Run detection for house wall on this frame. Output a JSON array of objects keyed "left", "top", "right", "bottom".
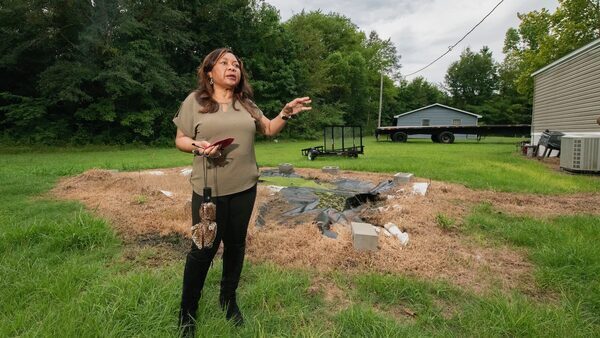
[{"left": 532, "top": 41, "right": 600, "bottom": 135}]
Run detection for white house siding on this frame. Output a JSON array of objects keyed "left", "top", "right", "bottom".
[{"left": 532, "top": 39, "right": 600, "bottom": 146}]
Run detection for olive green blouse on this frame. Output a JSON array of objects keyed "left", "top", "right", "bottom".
[{"left": 173, "top": 92, "right": 262, "bottom": 197}]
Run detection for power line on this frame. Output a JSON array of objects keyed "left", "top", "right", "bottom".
[{"left": 403, "top": 0, "right": 505, "bottom": 78}]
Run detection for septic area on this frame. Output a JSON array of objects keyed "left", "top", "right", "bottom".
[{"left": 52, "top": 167, "right": 600, "bottom": 293}]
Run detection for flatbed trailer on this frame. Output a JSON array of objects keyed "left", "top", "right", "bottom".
[
  {"left": 375, "top": 124, "right": 531, "bottom": 143},
  {"left": 301, "top": 126, "right": 364, "bottom": 160}
]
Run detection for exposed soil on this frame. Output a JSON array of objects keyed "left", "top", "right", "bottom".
[{"left": 51, "top": 167, "right": 600, "bottom": 294}]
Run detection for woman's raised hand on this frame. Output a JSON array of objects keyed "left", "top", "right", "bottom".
[{"left": 282, "top": 97, "right": 312, "bottom": 118}]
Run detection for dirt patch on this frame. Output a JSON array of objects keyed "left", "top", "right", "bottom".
[{"left": 51, "top": 167, "right": 600, "bottom": 294}]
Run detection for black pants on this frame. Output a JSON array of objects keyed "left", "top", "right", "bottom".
[{"left": 180, "top": 184, "right": 257, "bottom": 321}]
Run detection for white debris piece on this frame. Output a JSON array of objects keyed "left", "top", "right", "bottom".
[
  {"left": 384, "top": 222, "right": 402, "bottom": 237},
  {"left": 159, "top": 190, "right": 174, "bottom": 198},
  {"left": 266, "top": 185, "right": 285, "bottom": 193},
  {"left": 180, "top": 168, "right": 192, "bottom": 176},
  {"left": 147, "top": 170, "right": 165, "bottom": 176},
  {"left": 383, "top": 229, "right": 392, "bottom": 237},
  {"left": 383, "top": 222, "right": 409, "bottom": 246},
  {"left": 412, "top": 182, "right": 429, "bottom": 196},
  {"left": 398, "top": 231, "right": 409, "bottom": 246},
  {"left": 393, "top": 172, "right": 413, "bottom": 184}
]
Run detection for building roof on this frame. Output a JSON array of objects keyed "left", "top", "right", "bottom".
[
  {"left": 393, "top": 103, "right": 482, "bottom": 119},
  {"left": 531, "top": 38, "right": 600, "bottom": 77}
]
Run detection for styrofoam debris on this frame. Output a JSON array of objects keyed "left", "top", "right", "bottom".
[
  {"left": 147, "top": 170, "right": 165, "bottom": 176},
  {"left": 398, "top": 231, "right": 409, "bottom": 246},
  {"left": 384, "top": 222, "right": 402, "bottom": 237},
  {"left": 180, "top": 168, "right": 192, "bottom": 176},
  {"left": 266, "top": 185, "right": 285, "bottom": 193},
  {"left": 384, "top": 222, "right": 409, "bottom": 245},
  {"left": 412, "top": 182, "right": 429, "bottom": 196},
  {"left": 159, "top": 190, "right": 174, "bottom": 197},
  {"left": 383, "top": 229, "right": 392, "bottom": 237}
]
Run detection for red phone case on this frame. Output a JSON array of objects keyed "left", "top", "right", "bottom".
[{"left": 209, "top": 137, "right": 234, "bottom": 149}]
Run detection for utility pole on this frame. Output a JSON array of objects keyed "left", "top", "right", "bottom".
[{"left": 377, "top": 70, "right": 383, "bottom": 128}]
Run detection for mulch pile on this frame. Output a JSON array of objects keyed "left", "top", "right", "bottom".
[{"left": 51, "top": 167, "right": 600, "bottom": 293}]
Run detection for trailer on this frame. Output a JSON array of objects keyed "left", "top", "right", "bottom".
[
  {"left": 301, "top": 126, "right": 364, "bottom": 160},
  {"left": 375, "top": 124, "right": 531, "bottom": 143}
]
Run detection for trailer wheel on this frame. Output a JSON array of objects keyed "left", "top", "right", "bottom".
[
  {"left": 391, "top": 132, "right": 408, "bottom": 143},
  {"left": 431, "top": 134, "right": 440, "bottom": 143},
  {"left": 438, "top": 131, "right": 455, "bottom": 144}
]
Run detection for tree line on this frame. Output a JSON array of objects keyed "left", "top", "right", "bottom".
[{"left": 1, "top": 0, "right": 598, "bottom": 144}]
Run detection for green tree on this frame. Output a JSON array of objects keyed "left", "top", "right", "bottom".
[
  {"left": 444, "top": 46, "right": 498, "bottom": 108},
  {"left": 503, "top": 0, "right": 600, "bottom": 97},
  {"left": 284, "top": 11, "right": 400, "bottom": 136},
  {"left": 396, "top": 77, "right": 449, "bottom": 112}
]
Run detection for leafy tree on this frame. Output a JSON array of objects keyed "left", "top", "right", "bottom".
[
  {"left": 284, "top": 11, "right": 400, "bottom": 136},
  {"left": 444, "top": 46, "right": 498, "bottom": 108},
  {"left": 503, "top": 0, "right": 600, "bottom": 97},
  {"left": 396, "top": 77, "right": 449, "bottom": 112},
  {"left": 0, "top": 1, "right": 401, "bottom": 142}
]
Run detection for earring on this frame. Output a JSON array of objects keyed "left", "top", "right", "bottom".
[{"left": 209, "top": 77, "right": 214, "bottom": 85}]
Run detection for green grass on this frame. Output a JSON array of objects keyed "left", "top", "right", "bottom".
[
  {"left": 259, "top": 176, "right": 332, "bottom": 189},
  {"left": 1, "top": 139, "right": 599, "bottom": 336},
  {"left": 256, "top": 137, "right": 600, "bottom": 194}
]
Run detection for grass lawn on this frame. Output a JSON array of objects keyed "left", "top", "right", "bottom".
[{"left": 1, "top": 138, "right": 599, "bottom": 336}]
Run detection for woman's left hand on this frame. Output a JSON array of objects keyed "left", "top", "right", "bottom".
[{"left": 282, "top": 97, "right": 312, "bottom": 118}]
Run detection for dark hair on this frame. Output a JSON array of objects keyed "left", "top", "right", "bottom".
[{"left": 194, "top": 48, "right": 263, "bottom": 132}]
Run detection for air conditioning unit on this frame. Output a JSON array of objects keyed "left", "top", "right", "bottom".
[{"left": 560, "top": 136, "right": 600, "bottom": 173}]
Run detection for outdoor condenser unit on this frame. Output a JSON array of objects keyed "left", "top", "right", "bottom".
[{"left": 560, "top": 135, "right": 600, "bottom": 173}]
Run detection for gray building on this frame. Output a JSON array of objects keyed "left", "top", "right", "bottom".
[
  {"left": 531, "top": 38, "right": 600, "bottom": 148},
  {"left": 393, "top": 103, "right": 481, "bottom": 139}
]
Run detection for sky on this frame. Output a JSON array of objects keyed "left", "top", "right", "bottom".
[{"left": 267, "top": 0, "right": 559, "bottom": 85}]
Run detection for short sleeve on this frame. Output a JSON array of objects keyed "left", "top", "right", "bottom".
[{"left": 172, "top": 93, "right": 197, "bottom": 138}]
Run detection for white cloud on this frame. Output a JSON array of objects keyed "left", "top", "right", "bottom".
[{"left": 267, "top": 0, "right": 559, "bottom": 85}]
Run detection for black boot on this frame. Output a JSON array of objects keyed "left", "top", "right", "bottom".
[
  {"left": 220, "top": 242, "right": 246, "bottom": 326},
  {"left": 179, "top": 247, "right": 215, "bottom": 336},
  {"left": 219, "top": 293, "right": 244, "bottom": 326}
]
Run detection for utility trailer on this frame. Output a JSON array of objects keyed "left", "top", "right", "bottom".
[
  {"left": 375, "top": 124, "right": 531, "bottom": 143},
  {"left": 301, "top": 126, "right": 364, "bottom": 160}
]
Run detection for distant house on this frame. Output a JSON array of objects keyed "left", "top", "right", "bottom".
[
  {"left": 393, "top": 103, "right": 482, "bottom": 139},
  {"left": 531, "top": 38, "right": 600, "bottom": 152}
]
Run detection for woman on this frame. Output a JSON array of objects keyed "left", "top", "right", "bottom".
[{"left": 173, "top": 47, "right": 310, "bottom": 334}]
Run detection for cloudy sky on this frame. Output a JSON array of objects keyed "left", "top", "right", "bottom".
[{"left": 267, "top": 0, "right": 559, "bottom": 85}]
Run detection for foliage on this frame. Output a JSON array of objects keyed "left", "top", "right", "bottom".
[
  {"left": 0, "top": 2, "right": 401, "bottom": 143},
  {"left": 502, "top": 0, "right": 600, "bottom": 97},
  {"left": 392, "top": 76, "right": 449, "bottom": 123},
  {"left": 1, "top": 1, "right": 598, "bottom": 142},
  {"left": 445, "top": 47, "right": 498, "bottom": 107},
  {"left": 435, "top": 213, "right": 456, "bottom": 230}
]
